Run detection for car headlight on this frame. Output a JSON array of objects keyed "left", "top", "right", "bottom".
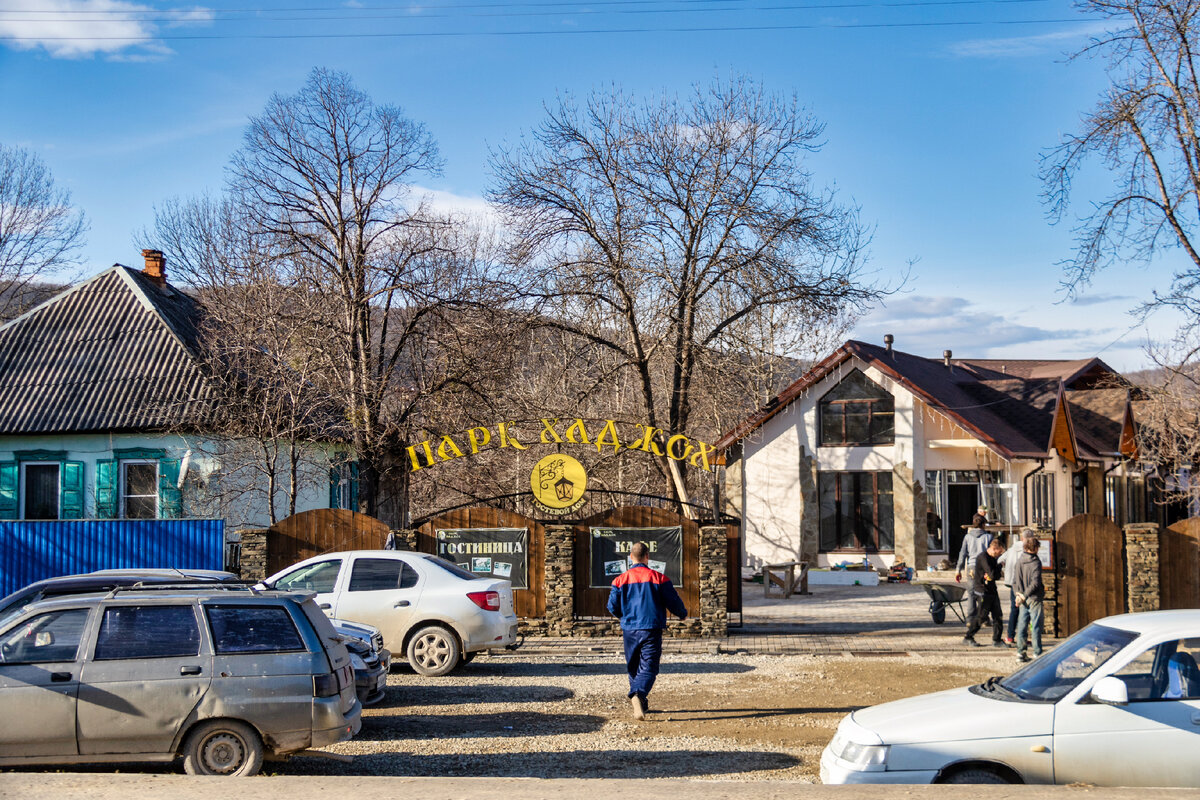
[{"left": 838, "top": 741, "right": 889, "bottom": 767}]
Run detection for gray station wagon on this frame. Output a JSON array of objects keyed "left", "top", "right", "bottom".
[{"left": 0, "top": 586, "right": 362, "bottom": 776}]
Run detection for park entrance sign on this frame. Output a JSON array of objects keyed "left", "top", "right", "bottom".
[{"left": 405, "top": 417, "right": 717, "bottom": 474}]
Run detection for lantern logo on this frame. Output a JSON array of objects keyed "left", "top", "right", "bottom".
[{"left": 531, "top": 454, "right": 588, "bottom": 512}]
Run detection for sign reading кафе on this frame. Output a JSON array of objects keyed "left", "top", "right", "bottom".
[
  {"left": 589, "top": 526, "right": 683, "bottom": 587},
  {"left": 436, "top": 528, "right": 529, "bottom": 589}
]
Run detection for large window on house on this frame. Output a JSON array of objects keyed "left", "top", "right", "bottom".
[
  {"left": 818, "top": 369, "right": 895, "bottom": 447},
  {"left": 1073, "top": 470, "right": 1089, "bottom": 516},
  {"left": 1106, "top": 472, "right": 1151, "bottom": 526},
  {"left": 121, "top": 460, "right": 158, "bottom": 519},
  {"left": 819, "top": 471, "right": 894, "bottom": 552},
  {"left": 1030, "top": 473, "right": 1055, "bottom": 529}
]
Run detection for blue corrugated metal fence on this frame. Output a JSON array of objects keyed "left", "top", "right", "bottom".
[{"left": 0, "top": 519, "right": 225, "bottom": 597}]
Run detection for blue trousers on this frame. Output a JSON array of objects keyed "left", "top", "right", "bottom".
[
  {"left": 1016, "top": 599, "right": 1044, "bottom": 657},
  {"left": 623, "top": 628, "right": 663, "bottom": 702}
]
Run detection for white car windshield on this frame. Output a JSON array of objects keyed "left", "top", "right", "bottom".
[{"left": 1001, "top": 623, "right": 1138, "bottom": 701}]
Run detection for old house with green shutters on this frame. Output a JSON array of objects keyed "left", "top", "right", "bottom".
[{"left": 0, "top": 251, "right": 352, "bottom": 528}]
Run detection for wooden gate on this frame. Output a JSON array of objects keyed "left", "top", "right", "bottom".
[
  {"left": 266, "top": 509, "right": 391, "bottom": 575},
  {"left": 416, "top": 508, "right": 545, "bottom": 619},
  {"left": 1161, "top": 517, "right": 1200, "bottom": 610},
  {"left": 1056, "top": 514, "right": 1126, "bottom": 637},
  {"left": 573, "top": 506, "right": 701, "bottom": 618}
]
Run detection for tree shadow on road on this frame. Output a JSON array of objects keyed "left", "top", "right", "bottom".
[{"left": 281, "top": 747, "right": 802, "bottom": 778}]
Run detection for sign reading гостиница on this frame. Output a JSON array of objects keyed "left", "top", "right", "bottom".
[
  {"left": 405, "top": 418, "right": 717, "bottom": 474},
  {"left": 436, "top": 528, "right": 529, "bottom": 589}
]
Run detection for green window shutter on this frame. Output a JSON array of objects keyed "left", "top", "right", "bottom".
[
  {"left": 61, "top": 461, "right": 84, "bottom": 519},
  {"left": 0, "top": 461, "right": 17, "bottom": 519},
  {"left": 330, "top": 467, "right": 341, "bottom": 509},
  {"left": 159, "top": 459, "right": 182, "bottom": 519},
  {"left": 349, "top": 462, "right": 359, "bottom": 512},
  {"left": 95, "top": 459, "right": 117, "bottom": 519}
]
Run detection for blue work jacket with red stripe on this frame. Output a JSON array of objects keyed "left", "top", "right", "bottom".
[{"left": 606, "top": 563, "right": 688, "bottom": 630}]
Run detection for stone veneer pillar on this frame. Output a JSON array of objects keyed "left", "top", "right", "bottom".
[
  {"left": 236, "top": 528, "right": 269, "bottom": 580},
  {"left": 892, "top": 462, "right": 927, "bottom": 570},
  {"left": 798, "top": 448, "right": 819, "bottom": 566},
  {"left": 1124, "top": 523, "right": 1162, "bottom": 614},
  {"left": 698, "top": 525, "right": 729, "bottom": 637},
  {"left": 543, "top": 524, "right": 575, "bottom": 636},
  {"left": 388, "top": 528, "right": 419, "bottom": 551}
]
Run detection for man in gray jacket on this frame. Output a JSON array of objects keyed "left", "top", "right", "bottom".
[
  {"left": 1010, "top": 530, "right": 1045, "bottom": 662},
  {"left": 954, "top": 513, "right": 993, "bottom": 623}
]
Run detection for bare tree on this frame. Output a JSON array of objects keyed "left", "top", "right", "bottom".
[
  {"left": 489, "top": 76, "right": 880, "bottom": 507},
  {"left": 146, "top": 195, "right": 347, "bottom": 525},
  {"left": 228, "top": 67, "right": 444, "bottom": 521},
  {"left": 0, "top": 143, "right": 86, "bottom": 319},
  {"left": 1042, "top": 1, "right": 1200, "bottom": 499}
]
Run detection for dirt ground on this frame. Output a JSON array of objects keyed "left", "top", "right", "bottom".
[{"left": 274, "top": 649, "right": 1019, "bottom": 782}]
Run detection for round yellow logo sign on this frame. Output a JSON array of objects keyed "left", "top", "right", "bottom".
[{"left": 530, "top": 454, "right": 588, "bottom": 510}]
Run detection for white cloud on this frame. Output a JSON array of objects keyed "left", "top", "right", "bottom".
[
  {"left": 851, "top": 294, "right": 1101, "bottom": 357},
  {"left": 415, "top": 186, "right": 495, "bottom": 222},
  {"left": 948, "top": 22, "right": 1111, "bottom": 59},
  {"left": 0, "top": 0, "right": 213, "bottom": 60}
]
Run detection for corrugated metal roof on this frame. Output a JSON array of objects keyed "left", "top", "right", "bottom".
[{"left": 0, "top": 266, "right": 216, "bottom": 434}]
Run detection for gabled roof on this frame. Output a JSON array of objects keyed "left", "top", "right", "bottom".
[
  {"left": 0, "top": 266, "right": 216, "bottom": 434},
  {"left": 717, "top": 339, "right": 1134, "bottom": 463}
]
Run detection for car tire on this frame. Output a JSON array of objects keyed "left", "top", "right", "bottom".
[
  {"left": 942, "top": 767, "right": 1011, "bottom": 784},
  {"left": 407, "top": 625, "right": 461, "bottom": 676},
  {"left": 181, "top": 719, "right": 264, "bottom": 777}
]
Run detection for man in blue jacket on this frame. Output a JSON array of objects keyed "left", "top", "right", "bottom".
[{"left": 607, "top": 541, "right": 688, "bottom": 720}]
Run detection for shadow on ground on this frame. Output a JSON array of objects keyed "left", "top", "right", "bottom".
[
  {"left": 356, "top": 710, "right": 606, "bottom": 740},
  {"left": 280, "top": 748, "right": 802, "bottom": 778},
  {"left": 383, "top": 684, "right": 575, "bottom": 706},
  {"left": 449, "top": 661, "right": 756, "bottom": 678}
]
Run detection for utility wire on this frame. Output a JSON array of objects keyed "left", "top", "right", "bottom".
[
  {"left": 0, "top": 0, "right": 1055, "bottom": 13},
  {"left": 0, "top": 17, "right": 1092, "bottom": 40},
  {"left": 1, "top": 0, "right": 1057, "bottom": 23}
]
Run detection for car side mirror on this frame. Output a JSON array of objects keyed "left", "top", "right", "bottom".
[
  {"left": 34, "top": 632, "right": 54, "bottom": 647},
  {"left": 1091, "top": 676, "right": 1129, "bottom": 706}
]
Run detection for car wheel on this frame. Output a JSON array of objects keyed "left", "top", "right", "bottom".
[
  {"left": 407, "top": 625, "right": 461, "bottom": 677},
  {"left": 181, "top": 720, "right": 264, "bottom": 777},
  {"left": 942, "top": 767, "right": 1011, "bottom": 784}
]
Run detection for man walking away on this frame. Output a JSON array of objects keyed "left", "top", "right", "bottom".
[
  {"left": 607, "top": 542, "right": 688, "bottom": 720},
  {"left": 1011, "top": 530, "right": 1046, "bottom": 662},
  {"left": 963, "top": 538, "right": 1006, "bottom": 648},
  {"left": 954, "top": 513, "right": 993, "bottom": 624}
]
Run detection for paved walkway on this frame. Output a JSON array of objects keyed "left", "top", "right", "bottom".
[{"left": 515, "top": 580, "right": 1053, "bottom": 656}]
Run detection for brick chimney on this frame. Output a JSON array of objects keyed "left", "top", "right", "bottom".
[{"left": 142, "top": 249, "right": 167, "bottom": 288}]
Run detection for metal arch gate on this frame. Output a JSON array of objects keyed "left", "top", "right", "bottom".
[{"left": 1055, "top": 514, "right": 1126, "bottom": 637}]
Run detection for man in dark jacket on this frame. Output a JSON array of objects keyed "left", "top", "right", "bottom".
[
  {"left": 1010, "top": 530, "right": 1045, "bottom": 662},
  {"left": 954, "top": 513, "right": 994, "bottom": 623},
  {"left": 607, "top": 542, "right": 688, "bottom": 719},
  {"left": 963, "top": 538, "right": 1006, "bottom": 647}
]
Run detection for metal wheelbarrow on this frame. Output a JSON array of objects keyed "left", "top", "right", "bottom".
[{"left": 922, "top": 582, "right": 968, "bottom": 625}]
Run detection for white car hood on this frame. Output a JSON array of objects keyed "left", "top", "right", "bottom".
[{"left": 851, "top": 684, "right": 1051, "bottom": 745}]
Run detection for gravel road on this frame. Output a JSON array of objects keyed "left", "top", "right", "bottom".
[{"left": 273, "top": 648, "right": 1018, "bottom": 782}]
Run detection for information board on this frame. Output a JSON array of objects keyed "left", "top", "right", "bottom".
[
  {"left": 589, "top": 526, "right": 682, "bottom": 588},
  {"left": 435, "top": 527, "right": 529, "bottom": 589}
]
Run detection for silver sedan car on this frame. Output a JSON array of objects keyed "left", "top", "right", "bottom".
[{"left": 264, "top": 551, "right": 518, "bottom": 676}]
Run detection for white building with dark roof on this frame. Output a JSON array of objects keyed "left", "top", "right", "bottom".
[{"left": 717, "top": 337, "right": 1154, "bottom": 571}]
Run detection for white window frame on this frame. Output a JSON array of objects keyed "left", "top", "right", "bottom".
[
  {"left": 120, "top": 459, "right": 159, "bottom": 520},
  {"left": 19, "top": 461, "right": 60, "bottom": 520}
]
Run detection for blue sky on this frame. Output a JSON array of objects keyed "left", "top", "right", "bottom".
[{"left": 0, "top": 0, "right": 1183, "bottom": 370}]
